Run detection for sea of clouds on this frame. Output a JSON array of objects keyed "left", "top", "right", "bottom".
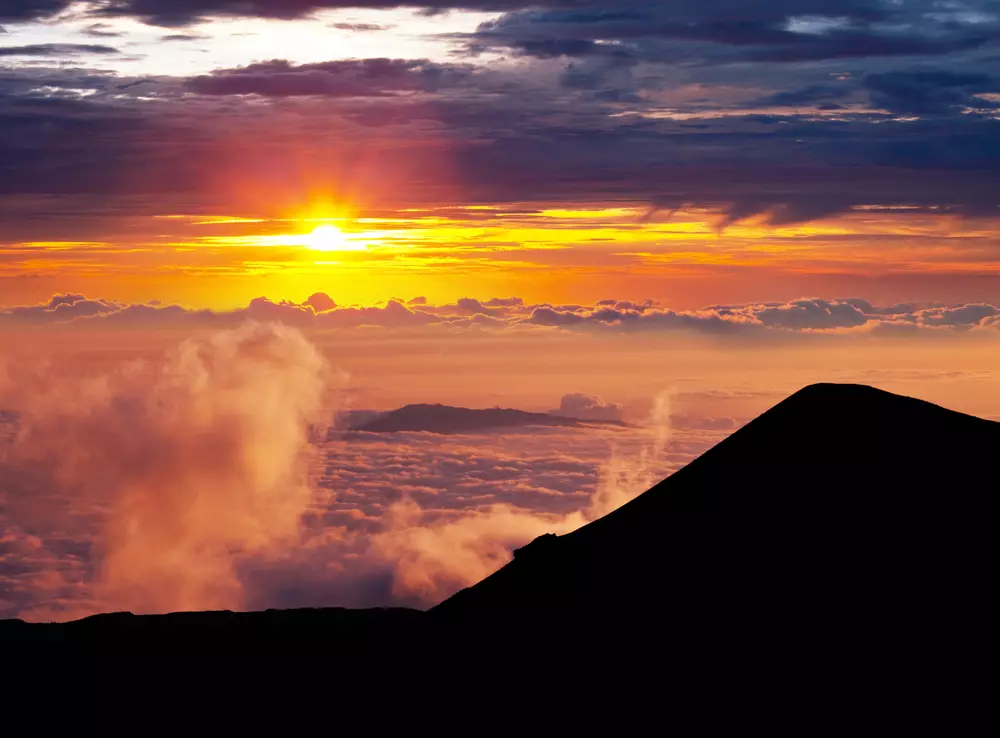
[{"left": 0, "top": 323, "right": 734, "bottom": 621}]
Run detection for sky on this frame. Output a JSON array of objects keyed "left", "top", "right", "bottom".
[
  {"left": 2, "top": 1, "right": 1000, "bottom": 620},
  {"left": 1, "top": 0, "right": 999, "bottom": 307}
]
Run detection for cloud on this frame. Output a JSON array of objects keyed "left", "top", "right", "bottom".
[
  {"left": 185, "top": 58, "right": 474, "bottom": 98},
  {"left": 83, "top": 22, "right": 122, "bottom": 37},
  {"left": 751, "top": 83, "right": 851, "bottom": 108},
  {"left": 2, "top": 40, "right": 1000, "bottom": 223},
  {"left": 331, "top": 22, "right": 389, "bottom": 32},
  {"left": 864, "top": 70, "right": 1000, "bottom": 116},
  {"left": 523, "top": 304, "right": 754, "bottom": 334},
  {"left": 0, "top": 43, "right": 120, "bottom": 56},
  {"left": 161, "top": 33, "right": 208, "bottom": 42},
  {"left": 0, "top": 324, "right": 708, "bottom": 618},
  {"left": 483, "top": 297, "right": 524, "bottom": 307},
  {"left": 305, "top": 292, "right": 337, "bottom": 313},
  {"left": 0, "top": 1, "right": 74, "bottom": 22},
  {"left": 554, "top": 393, "right": 625, "bottom": 422},
  {"left": 3, "top": 294, "right": 122, "bottom": 322},
  {"left": 753, "top": 298, "right": 869, "bottom": 330},
  {"left": 4, "top": 293, "right": 1000, "bottom": 336},
  {"left": 0, "top": 322, "right": 331, "bottom": 616},
  {"left": 86, "top": 1, "right": 593, "bottom": 28},
  {"left": 464, "top": 1, "right": 993, "bottom": 66},
  {"left": 909, "top": 303, "right": 1000, "bottom": 327}
]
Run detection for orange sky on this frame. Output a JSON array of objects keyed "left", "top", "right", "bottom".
[
  {"left": 3, "top": 2, "right": 998, "bottom": 313},
  {"left": 4, "top": 205, "right": 1000, "bottom": 309}
]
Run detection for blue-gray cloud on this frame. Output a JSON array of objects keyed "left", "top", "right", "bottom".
[
  {"left": 0, "top": 43, "right": 120, "bottom": 55},
  {"left": 0, "top": 0, "right": 73, "bottom": 22},
  {"left": 0, "top": 1, "right": 999, "bottom": 225}
]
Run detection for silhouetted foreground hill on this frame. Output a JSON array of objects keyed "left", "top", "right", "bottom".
[
  {"left": 350, "top": 403, "right": 625, "bottom": 433},
  {"left": 5, "top": 384, "right": 997, "bottom": 663},
  {"left": 434, "top": 384, "right": 998, "bottom": 651}
]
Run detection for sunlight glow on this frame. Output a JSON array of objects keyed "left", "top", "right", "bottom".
[{"left": 304, "top": 225, "right": 367, "bottom": 252}]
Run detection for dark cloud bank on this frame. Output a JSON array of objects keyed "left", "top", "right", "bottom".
[{"left": 1, "top": 1, "right": 998, "bottom": 225}]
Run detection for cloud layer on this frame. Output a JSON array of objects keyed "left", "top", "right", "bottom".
[
  {"left": 0, "top": 325, "right": 707, "bottom": 619},
  {"left": 4, "top": 293, "right": 999, "bottom": 336}
]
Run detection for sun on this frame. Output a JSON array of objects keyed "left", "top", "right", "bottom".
[{"left": 304, "top": 224, "right": 365, "bottom": 252}]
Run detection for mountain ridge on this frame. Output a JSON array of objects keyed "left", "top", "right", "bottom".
[{"left": 432, "top": 382, "right": 998, "bottom": 628}]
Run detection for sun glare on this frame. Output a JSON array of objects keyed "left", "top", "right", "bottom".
[{"left": 304, "top": 224, "right": 366, "bottom": 252}]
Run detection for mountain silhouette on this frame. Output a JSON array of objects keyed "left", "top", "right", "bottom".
[
  {"left": 432, "top": 383, "right": 998, "bottom": 658},
  {"left": 4, "top": 384, "right": 996, "bottom": 665},
  {"left": 349, "top": 403, "right": 625, "bottom": 434}
]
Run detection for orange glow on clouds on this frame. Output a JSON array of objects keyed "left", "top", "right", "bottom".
[{"left": 4, "top": 203, "right": 1000, "bottom": 310}]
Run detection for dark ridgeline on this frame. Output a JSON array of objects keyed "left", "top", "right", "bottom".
[
  {"left": 349, "top": 403, "right": 626, "bottom": 434},
  {"left": 4, "top": 384, "right": 997, "bottom": 678}
]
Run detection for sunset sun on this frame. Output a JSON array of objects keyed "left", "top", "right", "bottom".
[{"left": 304, "top": 224, "right": 365, "bottom": 252}]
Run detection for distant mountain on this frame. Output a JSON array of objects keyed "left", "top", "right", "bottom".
[
  {"left": 348, "top": 403, "right": 626, "bottom": 434},
  {"left": 6, "top": 384, "right": 997, "bottom": 683}
]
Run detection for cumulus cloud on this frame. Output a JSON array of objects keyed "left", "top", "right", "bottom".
[
  {"left": 0, "top": 322, "right": 331, "bottom": 615},
  {"left": 305, "top": 292, "right": 337, "bottom": 313},
  {"left": 753, "top": 298, "right": 869, "bottom": 330},
  {"left": 554, "top": 393, "right": 626, "bottom": 422},
  {"left": 483, "top": 297, "right": 524, "bottom": 308},
  {"left": 2, "top": 294, "right": 122, "bottom": 323}
]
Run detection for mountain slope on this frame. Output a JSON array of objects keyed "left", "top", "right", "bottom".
[{"left": 432, "top": 384, "right": 999, "bottom": 642}]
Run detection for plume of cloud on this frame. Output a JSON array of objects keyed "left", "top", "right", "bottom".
[
  {"left": 584, "top": 390, "right": 670, "bottom": 521},
  {"left": 0, "top": 322, "right": 330, "bottom": 615}
]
